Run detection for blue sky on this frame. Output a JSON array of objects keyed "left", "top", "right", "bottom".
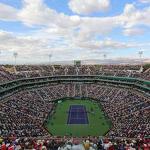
[{"left": 0, "top": 0, "right": 150, "bottom": 64}]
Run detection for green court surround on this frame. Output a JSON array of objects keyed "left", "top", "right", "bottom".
[{"left": 44, "top": 98, "right": 112, "bottom": 137}]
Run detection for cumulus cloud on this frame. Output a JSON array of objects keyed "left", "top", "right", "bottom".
[
  {"left": 139, "top": 0, "right": 150, "bottom": 3},
  {"left": 68, "top": 0, "right": 110, "bottom": 15},
  {"left": 18, "top": 0, "right": 59, "bottom": 26},
  {"left": 0, "top": 1, "right": 149, "bottom": 37},
  {"left": 120, "top": 4, "right": 150, "bottom": 28},
  {"left": 0, "top": 29, "right": 78, "bottom": 63},
  {"left": 18, "top": 0, "right": 81, "bottom": 28},
  {"left": 123, "top": 27, "right": 145, "bottom": 36},
  {"left": 0, "top": 3, "right": 18, "bottom": 21},
  {"left": 0, "top": 30, "right": 49, "bottom": 55},
  {"left": 76, "top": 16, "right": 119, "bottom": 41},
  {"left": 0, "top": 29, "right": 145, "bottom": 63},
  {"left": 17, "top": 1, "right": 150, "bottom": 39},
  {"left": 0, "top": 0, "right": 150, "bottom": 63},
  {"left": 73, "top": 38, "right": 137, "bottom": 51}
]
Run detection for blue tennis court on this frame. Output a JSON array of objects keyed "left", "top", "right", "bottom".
[{"left": 67, "top": 105, "right": 89, "bottom": 124}]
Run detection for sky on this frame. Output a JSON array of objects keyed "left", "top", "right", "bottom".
[{"left": 0, "top": 0, "right": 150, "bottom": 64}]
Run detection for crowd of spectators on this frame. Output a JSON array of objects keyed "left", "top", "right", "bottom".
[
  {"left": 0, "top": 64, "right": 150, "bottom": 84},
  {"left": 0, "top": 64, "right": 149, "bottom": 149},
  {"left": 0, "top": 83, "right": 149, "bottom": 139},
  {"left": 0, "top": 136, "right": 149, "bottom": 150}
]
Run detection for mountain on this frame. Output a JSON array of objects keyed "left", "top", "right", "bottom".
[{"left": 51, "top": 58, "right": 150, "bottom": 65}]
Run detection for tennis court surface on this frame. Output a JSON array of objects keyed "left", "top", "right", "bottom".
[{"left": 67, "top": 105, "right": 89, "bottom": 124}]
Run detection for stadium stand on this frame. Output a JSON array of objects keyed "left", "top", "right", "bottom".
[
  {"left": 0, "top": 64, "right": 150, "bottom": 83},
  {"left": 0, "top": 64, "right": 150, "bottom": 150}
]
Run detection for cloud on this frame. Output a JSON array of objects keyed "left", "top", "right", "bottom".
[
  {"left": 120, "top": 4, "right": 150, "bottom": 28},
  {"left": 0, "top": 30, "right": 49, "bottom": 55},
  {"left": 18, "top": 0, "right": 81, "bottom": 29},
  {"left": 76, "top": 16, "right": 119, "bottom": 41},
  {"left": 139, "top": 0, "right": 150, "bottom": 3},
  {"left": 0, "top": 29, "right": 146, "bottom": 63},
  {"left": 17, "top": 0, "right": 118, "bottom": 40},
  {"left": 68, "top": 0, "right": 110, "bottom": 15},
  {"left": 0, "top": 1, "right": 150, "bottom": 63},
  {"left": 0, "top": 3, "right": 18, "bottom": 21},
  {"left": 73, "top": 38, "right": 137, "bottom": 51},
  {"left": 123, "top": 27, "right": 145, "bottom": 36},
  {"left": 0, "top": 29, "right": 78, "bottom": 63},
  {"left": 0, "top": 1, "right": 149, "bottom": 37},
  {"left": 18, "top": 0, "right": 58, "bottom": 27}
]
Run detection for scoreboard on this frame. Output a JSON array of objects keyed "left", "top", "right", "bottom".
[{"left": 74, "top": 60, "right": 81, "bottom": 67}]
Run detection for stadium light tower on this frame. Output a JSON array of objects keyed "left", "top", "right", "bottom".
[
  {"left": 48, "top": 54, "right": 52, "bottom": 64},
  {"left": 103, "top": 54, "right": 107, "bottom": 59},
  {"left": 138, "top": 50, "right": 143, "bottom": 64},
  {"left": 138, "top": 50, "right": 143, "bottom": 72},
  {"left": 0, "top": 50, "right": 1, "bottom": 64},
  {"left": 138, "top": 51, "right": 143, "bottom": 59},
  {"left": 103, "top": 53, "right": 107, "bottom": 65},
  {"left": 13, "top": 52, "right": 18, "bottom": 66}
]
